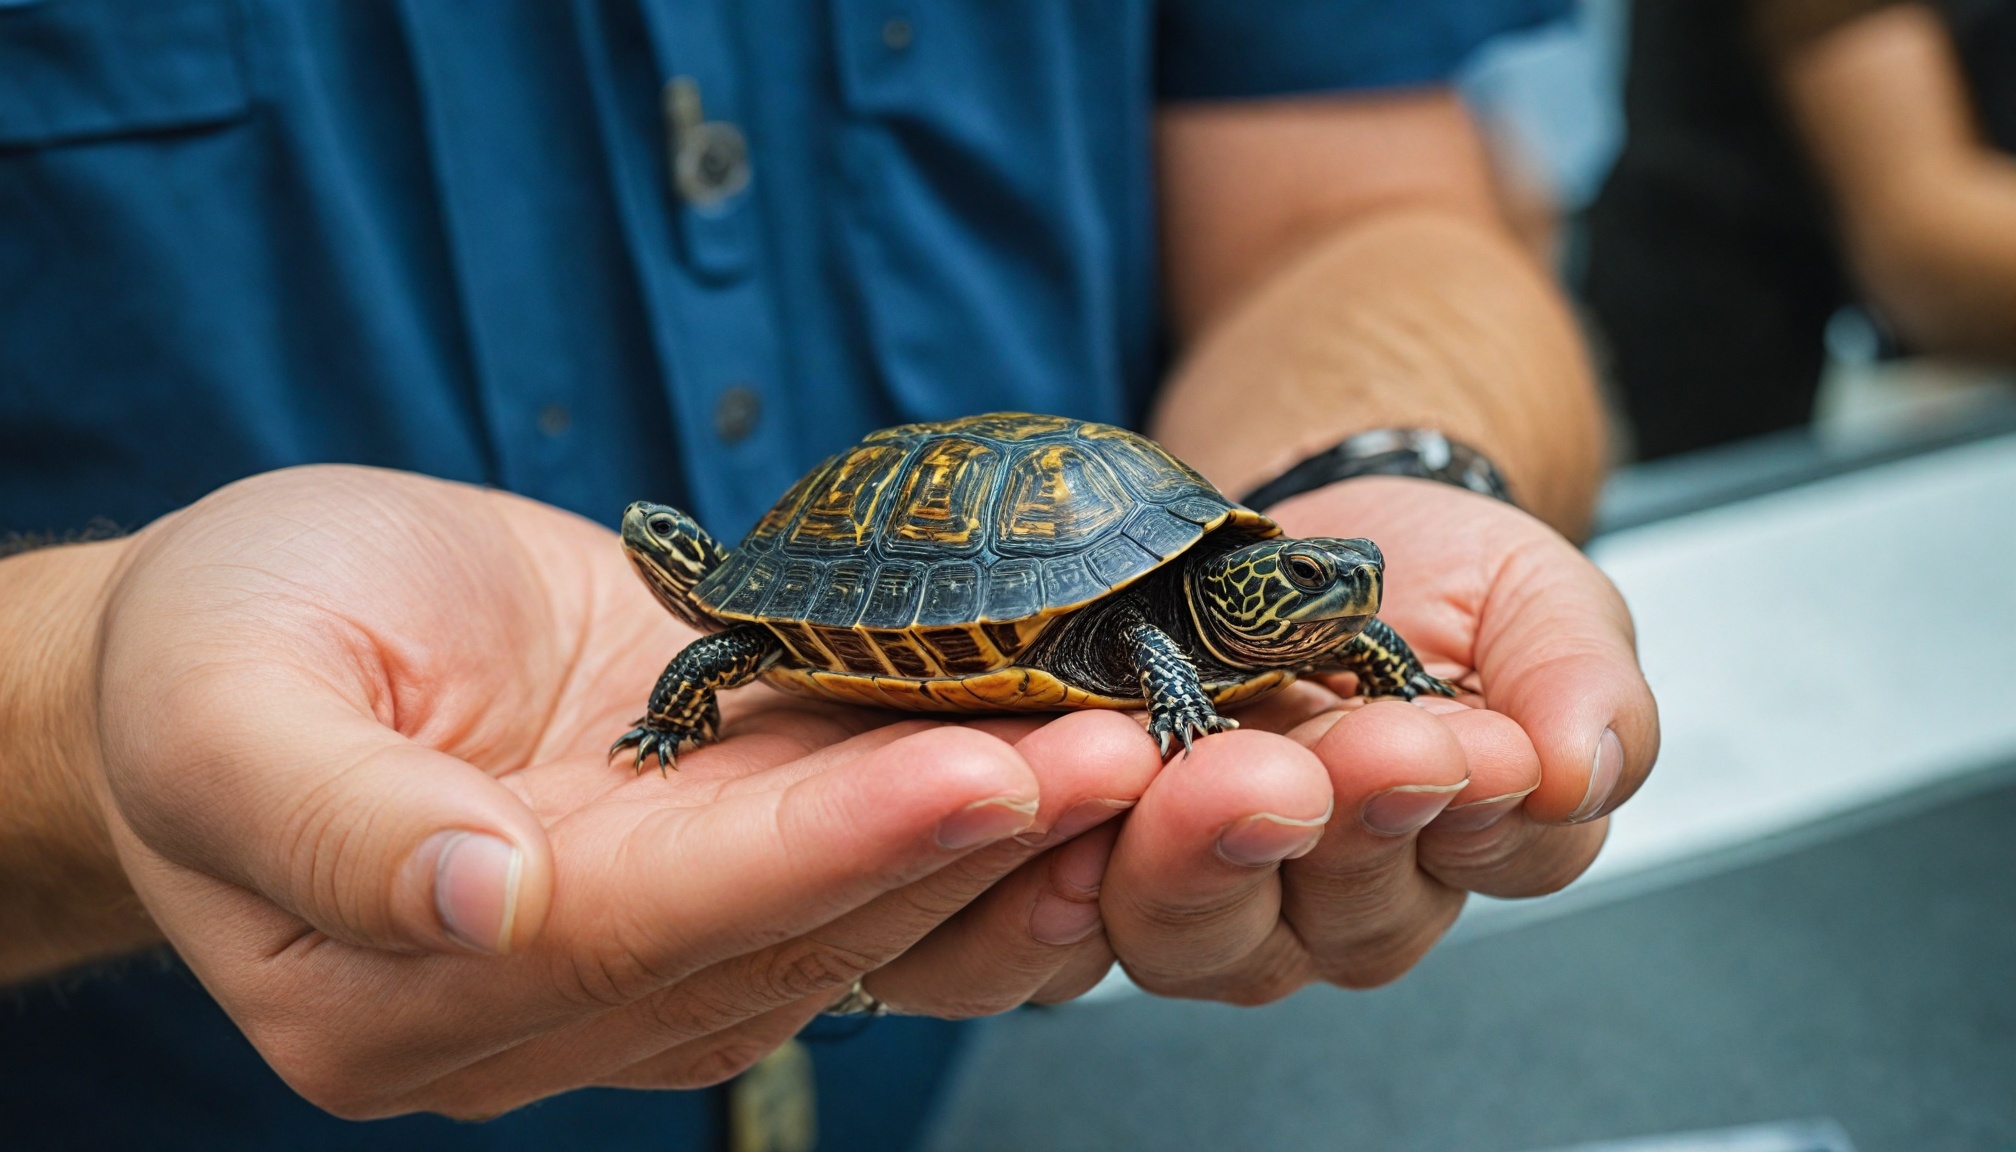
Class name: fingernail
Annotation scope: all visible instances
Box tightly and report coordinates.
[1359,782,1466,837]
[432,831,524,955]
[1567,728,1624,823]
[1434,787,1535,832]
[1029,891,1103,946]
[936,797,1040,850]
[1015,798,1134,847]
[1215,802,1332,868]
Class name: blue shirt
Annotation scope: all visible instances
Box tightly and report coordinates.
[0,0,1565,1148]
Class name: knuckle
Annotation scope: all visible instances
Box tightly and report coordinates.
[1115,886,1255,941]
[555,947,682,1009]
[896,868,998,921]
[1423,822,1603,898]
[755,938,876,1005]
[1313,913,1456,990]
[644,983,751,1044]
[1293,850,1415,915]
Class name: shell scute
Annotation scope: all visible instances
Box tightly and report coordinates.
[808,559,872,628]
[992,441,1130,554]
[918,561,983,627]
[864,560,925,624]
[885,435,999,556]
[1124,504,1207,561]
[979,558,1043,623]
[788,443,907,553]
[1040,552,1105,608]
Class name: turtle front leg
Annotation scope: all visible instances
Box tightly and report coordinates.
[1130,622,1238,758]
[1333,618,1458,701]
[611,624,782,773]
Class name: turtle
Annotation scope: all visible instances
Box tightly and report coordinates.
[611,412,1456,769]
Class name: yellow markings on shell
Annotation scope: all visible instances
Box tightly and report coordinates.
[994,442,1128,544]
[790,443,906,548]
[888,436,998,548]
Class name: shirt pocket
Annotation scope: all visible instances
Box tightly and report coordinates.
[0,0,248,148]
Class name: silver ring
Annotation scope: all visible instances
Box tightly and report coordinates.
[823,978,890,1018]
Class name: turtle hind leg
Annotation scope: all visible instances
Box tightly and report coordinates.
[1336,618,1458,701]
[1130,621,1237,758]
[611,624,781,773]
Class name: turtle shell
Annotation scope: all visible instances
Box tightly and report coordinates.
[692,415,1276,654]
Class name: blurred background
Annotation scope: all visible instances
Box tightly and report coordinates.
[924,3,2016,1148]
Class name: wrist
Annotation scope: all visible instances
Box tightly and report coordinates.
[0,536,159,984]
[1240,428,1516,512]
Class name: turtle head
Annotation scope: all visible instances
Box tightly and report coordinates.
[1188,537,1384,668]
[620,502,729,630]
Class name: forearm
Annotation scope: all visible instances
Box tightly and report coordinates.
[1779,3,2016,359]
[1839,159,2016,360]
[1150,209,1604,536]
[0,538,158,985]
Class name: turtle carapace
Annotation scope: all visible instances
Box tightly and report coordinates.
[612,413,1455,769]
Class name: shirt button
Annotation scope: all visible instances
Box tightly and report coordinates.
[714,385,762,444]
[676,123,750,207]
[537,404,572,438]
[665,78,751,208]
[882,17,914,50]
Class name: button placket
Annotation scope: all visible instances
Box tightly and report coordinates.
[603,0,799,536]
[637,2,756,282]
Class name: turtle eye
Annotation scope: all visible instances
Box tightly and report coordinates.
[648,514,678,538]
[1283,553,1329,589]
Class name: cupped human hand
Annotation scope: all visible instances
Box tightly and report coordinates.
[1091,476,1660,1001]
[89,465,1159,1118]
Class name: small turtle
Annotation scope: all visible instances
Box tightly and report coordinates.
[612,413,1455,768]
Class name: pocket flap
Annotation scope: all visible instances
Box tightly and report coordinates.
[0,0,247,147]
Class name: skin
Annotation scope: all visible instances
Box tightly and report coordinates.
[1062,89,1655,1004]
[0,86,1658,1111]
[1776,2,2016,360]
[0,467,1164,1115]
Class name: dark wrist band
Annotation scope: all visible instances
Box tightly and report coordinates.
[1239,429,1516,511]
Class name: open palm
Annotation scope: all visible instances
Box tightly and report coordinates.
[92,466,1157,1118]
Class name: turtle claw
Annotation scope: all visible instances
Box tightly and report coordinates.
[1147,709,1238,761]
[609,724,687,775]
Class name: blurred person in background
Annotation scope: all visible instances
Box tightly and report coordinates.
[1586,0,2016,459]
[0,2,1657,1150]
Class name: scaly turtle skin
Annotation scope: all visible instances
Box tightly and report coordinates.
[612,413,1455,770]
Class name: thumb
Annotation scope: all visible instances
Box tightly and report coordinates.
[104,673,553,956]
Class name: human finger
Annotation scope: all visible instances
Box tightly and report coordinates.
[414,713,1154,1108]
[589,1002,827,1093]
[553,725,1042,999]
[1397,697,1605,896]
[1277,701,1469,989]
[1472,537,1660,824]
[866,821,1122,1018]
[1419,809,1609,898]
[1026,938,1119,1005]
[1414,699,1543,830]
[578,712,1150,1022]
[1098,729,1331,997]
